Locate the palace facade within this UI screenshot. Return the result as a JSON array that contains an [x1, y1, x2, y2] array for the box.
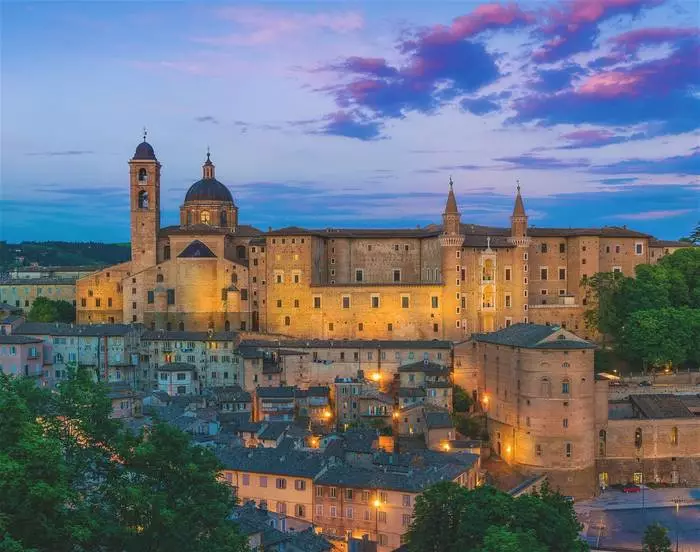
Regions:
[[76, 137, 687, 340]]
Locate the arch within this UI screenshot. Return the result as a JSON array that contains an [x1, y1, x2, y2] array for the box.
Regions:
[[562, 362, 570, 368], [220, 210, 227, 226], [671, 426, 678, 446], [236, 245, 246, 259], [138, 168, 148, 182], [634, 427, 643, 449], [540, 377, 551, 398], [178, 321, 184, 331], [138, 190, 149, 209], [599, 429, 606, 457], [231, 272, 238, 284], [200, 210, 211, 225], [156, 274, 164, 283], [224, 320, 230, 331]]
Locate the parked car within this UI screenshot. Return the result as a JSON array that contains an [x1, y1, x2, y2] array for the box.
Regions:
[[638, 381, 652, 387], [622, 484, 641, 493]]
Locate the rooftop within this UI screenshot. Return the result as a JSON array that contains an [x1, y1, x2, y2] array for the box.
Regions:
[[158, 362, 196, 372], [0, 335, 42, 345], [15, 322, 136, 337], [398, 360, 450, 375], [216, 447, 328, 478], [473, 323, 595, 350], [142, 330, 237, 342], [630, 394, 698, 419], [239, 338, 452, 350]]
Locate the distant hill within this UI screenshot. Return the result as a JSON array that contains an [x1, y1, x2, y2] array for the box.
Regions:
[[0, 241, 130, 271]]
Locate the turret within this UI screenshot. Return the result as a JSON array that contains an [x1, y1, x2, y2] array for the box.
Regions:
[[508, 183, 529, 247], [439, 177, 464, 339]]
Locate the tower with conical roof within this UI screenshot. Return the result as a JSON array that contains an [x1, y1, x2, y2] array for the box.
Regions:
[[439, 177, 464, 339], [129, 129, 161, 274], [508, 183, 529, 247]]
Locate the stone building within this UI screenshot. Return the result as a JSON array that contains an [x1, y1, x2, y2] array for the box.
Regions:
[[76, 137, 690, 340], [0, 278, 76, 313]]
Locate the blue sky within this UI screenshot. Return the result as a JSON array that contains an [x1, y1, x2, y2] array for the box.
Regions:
[[1, 0, 698, 242]]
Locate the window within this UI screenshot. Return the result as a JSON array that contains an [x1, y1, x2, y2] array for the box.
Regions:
[[276, 478, 287, 489], [599, 429, 606, 457], [295, 504, 305, 518], [342, 296, 351, 309], [242, 474, 250, 486], [276, 502, 287, 515], [505, 267, 511, 281], [378, 511, 387, 523], [293, 273, 300, 284], [329, 487, 337, 498], [328, 323, 334, 331], [95, 298, 101, 307], [402, 513, 411, 527], [276, 300, 282, 308], [505, 294, 511, 308], [379, 534, 388, 546], [565, 442, 572, 458], [563, 418, 569, 428], [541, 243, 548, 253], [355, 269, 364, 282], [313, 296, 321, 309], [402, 495, 411, 507], [635, 242, 643, 255], [316, 486, 324, 497], [387, 323, 393, 332], [535, 444, 542, 456], [541, 377, 551, 397], [393, 269, 401, 282], [613, 266, 622, 274], [200, 211, 210, 224], [346, 507, 353, 519], [167, 289, 175, 305], [401, 295, 410, 308], [559, 243, 565, 253], [295, 479, 306, 491], [431, 296, 439, 308], [540, 268, 548, 281], [284, 316, 291, 326], [635, 427, 643, 449], [371, 295, 380, 308], [81, 298, 87, 307], [345, 488, 353, 500], [276, 274, 283, 284], [561, 379, 570, 394], [559, 268, 566, 280], [358, 323, 363, 331], [147, 291, 154, 304], [671, 427, 678, 446]]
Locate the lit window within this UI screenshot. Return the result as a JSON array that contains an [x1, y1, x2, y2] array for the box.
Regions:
[[200, 211, 210, 224]]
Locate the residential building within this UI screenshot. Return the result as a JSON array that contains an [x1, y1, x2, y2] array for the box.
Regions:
[[0, 334, 44, 382], [0, 278, 76, 314]]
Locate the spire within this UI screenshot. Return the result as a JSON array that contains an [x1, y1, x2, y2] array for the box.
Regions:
[[142, 126, 148, 142], [512, 180, 526, 217], [444, 176, 459, 215], [202, 149, 215, 179]]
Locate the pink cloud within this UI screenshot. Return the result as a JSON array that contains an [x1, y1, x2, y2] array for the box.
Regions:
[[578, 71, 642, 97], [194, 8, 364, 46], [613, 209, 693, 220], [609, 26, 699, 53]]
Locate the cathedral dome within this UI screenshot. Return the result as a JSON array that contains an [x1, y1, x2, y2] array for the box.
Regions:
[[133, 141, 157, 160], [184, 177, 234, 203]]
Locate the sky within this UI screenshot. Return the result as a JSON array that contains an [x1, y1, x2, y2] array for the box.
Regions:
[[1, 0, 698, 243]]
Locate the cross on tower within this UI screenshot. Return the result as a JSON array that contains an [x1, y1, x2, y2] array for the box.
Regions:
[[142, 127, 148, 142]]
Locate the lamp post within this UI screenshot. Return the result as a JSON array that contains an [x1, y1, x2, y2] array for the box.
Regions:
[[673, 498, 681, 552]]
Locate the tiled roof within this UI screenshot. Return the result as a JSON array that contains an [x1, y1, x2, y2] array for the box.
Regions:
[[158, 362, 196, 372], [257, 421, 292, 441], [216, 447, 328, 478], [1, 315, 24, 324], [650, 239, 694, 248], [0, 278, 77, 285], [208, 385, 251, 403], [15, 322, 136, 337], [398, 360, 450, 374], [159, 224, 262, 237], [177, 240, 217, 258], [398, 387, 426, 398], [425, 410, 453, 429], [0, 335, 42, 344], [630, 394, 696, 419], [141, 330, 237, 341], [473, 323, 595, 349], [266, 226, 441, 238], [106, 382, 144, 400], [307, 386, 330, 397], [256, 386, 296, 398]]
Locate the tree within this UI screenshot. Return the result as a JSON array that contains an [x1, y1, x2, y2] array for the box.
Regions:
[[452, 385, 472, 413], [27, 297, 75, 323], [407, 482, 587, 552], [642, 522, 672, 552], [679, 222, 699, 245]]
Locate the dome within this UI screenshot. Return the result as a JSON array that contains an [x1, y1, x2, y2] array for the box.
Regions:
[[184, 178, 234, 203], [134, 141, 156, 160]]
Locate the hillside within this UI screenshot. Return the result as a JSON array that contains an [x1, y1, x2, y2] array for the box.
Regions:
[[0, 241, 130, 271]]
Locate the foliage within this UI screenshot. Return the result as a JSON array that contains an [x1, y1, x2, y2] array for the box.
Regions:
[[0, 241, 130, 272], [679, 222, 699, 245], [407, 481, 587, 552], [642, 522, 672, 552], [453, 414, 483, 439], [452, 385, 472, 413], [0, 371, 247, 552], [582, 248, 700, 367], [27, 297, 75, 323]]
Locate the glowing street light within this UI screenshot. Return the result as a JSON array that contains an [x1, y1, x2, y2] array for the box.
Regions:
[[371, 372, 381, 382], [442, 442, 451, 452], [323, 410, 332, 420], [373, 499, 381, 508]]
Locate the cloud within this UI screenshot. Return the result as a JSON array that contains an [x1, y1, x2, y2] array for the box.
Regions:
[[609, 26, 699, 56], [556, 129, 634, 149], [316, 3, 534, 139], [460, 93, 505, 115], [194, 7, 364, 46], [494, 154, 590, 170], [608, 208, 694, 220], [510, 37, 700, 136], [533, 0, 663, 63], [25, 150, 94, 156], [313, 111, 384, 141], [591, 148, 700, 175], [529, 64, 586, 92], [195, 116, 219, 124]]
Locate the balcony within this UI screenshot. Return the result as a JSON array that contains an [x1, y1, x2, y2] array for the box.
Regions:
[[481, 274, 494, 283], [480, 302, 496, 312]]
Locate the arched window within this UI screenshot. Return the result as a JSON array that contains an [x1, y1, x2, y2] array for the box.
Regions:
[[231, 272, 238, 284], [178, 321, 184, 331], [224, 320, 230, 331], [540, 377, 551, 397], [187, 211, 192, 226], [138, 190, 149, 209], [156, 274, 164, 283], [599, 429, 606, 457], [634, 427, 643, 449], [138, 168, 147, 182], [220, 210, 227, 226], [671, 427, 678, 446], [236, 245, 246, 259], [200, 211, 211, 224], [562, 362, 570, 368], [561, 378, 570, 394], [284, 316, 291, 326]]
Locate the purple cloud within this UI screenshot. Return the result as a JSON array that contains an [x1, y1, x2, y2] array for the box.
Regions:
[[609, 26, 699, 55], [557, 129, 634, 149], [495, 154, 590, 170], [591, 148, 700, 175], [533, 0, 664, 63], [314, 111, 384, 141], [530, 64, 586, 92], [460, 96, 500, 115]]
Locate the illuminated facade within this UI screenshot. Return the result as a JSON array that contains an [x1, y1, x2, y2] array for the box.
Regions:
[[77, 137, 689, 340]]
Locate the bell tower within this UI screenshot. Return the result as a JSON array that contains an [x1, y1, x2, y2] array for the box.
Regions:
[[508, 182, 529, 247], [129, 129, 161, 273], [439, 177, 464, 339]]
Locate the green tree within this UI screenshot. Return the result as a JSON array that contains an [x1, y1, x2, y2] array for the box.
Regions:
[[679, 222, 699, 245], [642, 522, 672, 552], [452, 385, 472, 413], [27, 297, 75, 323], [480, 526, 545, 552]]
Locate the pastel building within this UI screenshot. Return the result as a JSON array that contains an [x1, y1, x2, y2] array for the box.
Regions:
[[0, 335, 44, 382]]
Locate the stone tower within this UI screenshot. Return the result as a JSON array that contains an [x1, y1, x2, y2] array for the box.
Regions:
[[508, 183, 529, 247], [508, 184, 530, 323], [439, 177, 464, 340], [129, 132, 161, 273]]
